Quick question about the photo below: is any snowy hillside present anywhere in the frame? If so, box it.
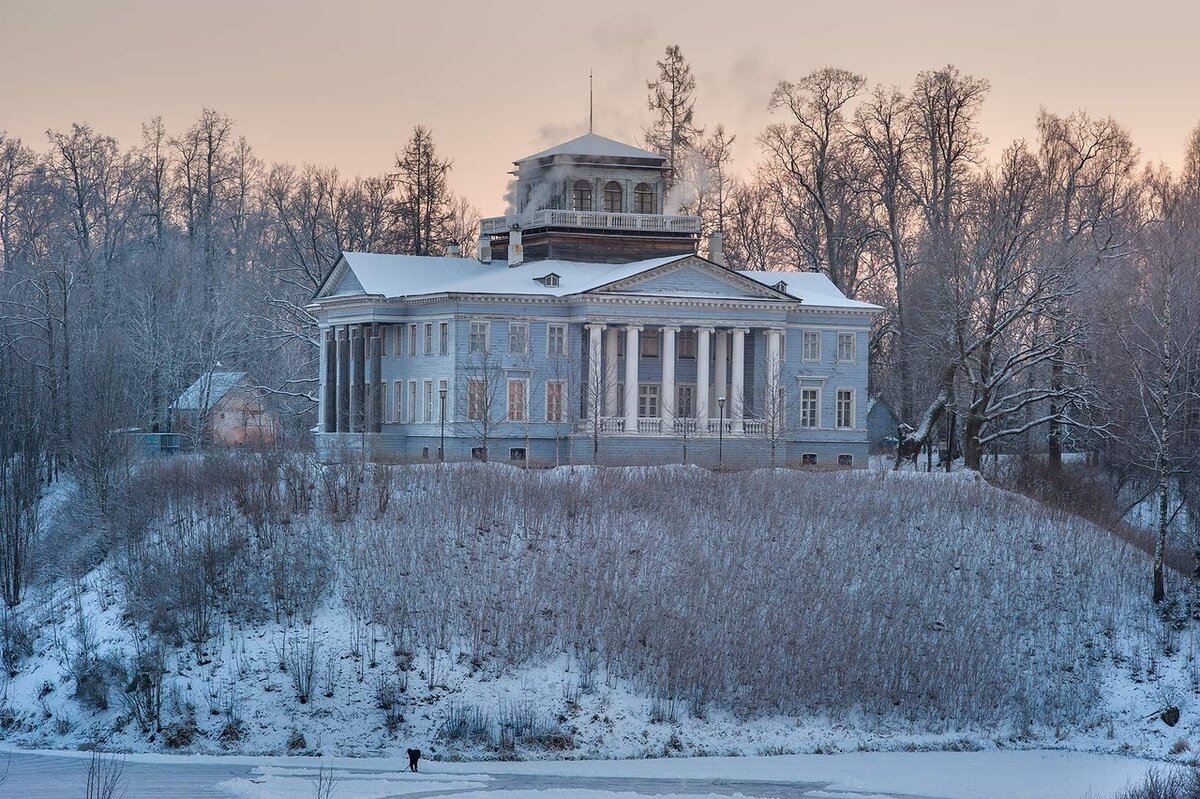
[0,458,1192,761]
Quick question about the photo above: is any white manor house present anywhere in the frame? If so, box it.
[311,133,880,466]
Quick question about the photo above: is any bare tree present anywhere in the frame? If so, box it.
[1101,167,1200,603]
[1036,110,1139,470]
[83,751,126,799]
[761,67,872,295]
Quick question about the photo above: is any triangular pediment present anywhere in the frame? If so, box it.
[590,256,795,301]
[315,256,366,299]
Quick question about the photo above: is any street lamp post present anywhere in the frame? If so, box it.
[438,386,447,461]
[717,396,726,469]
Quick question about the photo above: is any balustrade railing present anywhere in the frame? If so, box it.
[637,418,662,434]
[480,209,701,237]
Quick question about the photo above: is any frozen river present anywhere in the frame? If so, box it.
[0,747,1161,799]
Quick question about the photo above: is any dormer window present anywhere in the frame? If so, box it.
[536,273,561,288]
[604,181,623,212]
[634,183,655,214]
[774,280,789,293]
[572,180,592,211]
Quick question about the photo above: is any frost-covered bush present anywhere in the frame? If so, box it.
[1112,768,1200,799]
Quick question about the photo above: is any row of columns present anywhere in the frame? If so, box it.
[321,324,384,434]
[585,323,783,433]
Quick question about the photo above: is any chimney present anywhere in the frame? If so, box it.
[708,232,725,267]
[478,239,492,264]
[508,225,524,267]
[447,241,460,257]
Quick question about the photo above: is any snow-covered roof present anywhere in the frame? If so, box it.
[331,252,685,298]
[317,253,879,312]
[173,371,248,412]
[737,271,883,310]
[516,133,665,164]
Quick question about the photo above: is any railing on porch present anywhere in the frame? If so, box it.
[577,416,768,436]
[637,418,662,434]
[599,417,625,434]
[672,418,699,435]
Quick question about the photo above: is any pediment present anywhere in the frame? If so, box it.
[315,257,364,299]
[590,256,794,301]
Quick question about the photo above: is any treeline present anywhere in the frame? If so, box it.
[0,113,478,468]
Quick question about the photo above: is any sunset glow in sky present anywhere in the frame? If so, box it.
[2,0,1196,213]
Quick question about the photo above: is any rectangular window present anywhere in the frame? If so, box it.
[677,330,697,359]
[638,384,660,418]
[838,454,854,467]
[408,324,417,356]
[467,379,487,421]
[509,322,529,355]
[507,379,527,421]
[393,381,403,422]
[424,380,434,422]
[547,324,566,357]
[408,381,418,423]
[800,388,820,428]
[676,385,695,418]
[546,381,565,422]
[439,322,449,355]
[469,321,489,354]
[837,332,856,363]
[379,326,388,357]
[802,453,818,466]
[803,331,821,362]
[836,388,854,429]
[424,323,433,356]
[640,331,660,358]
[438,379,448,421]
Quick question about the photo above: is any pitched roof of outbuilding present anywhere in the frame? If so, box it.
[173,371,248,412]
[516,133,665,164]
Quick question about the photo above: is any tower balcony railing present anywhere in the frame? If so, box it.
[480,209,702,237]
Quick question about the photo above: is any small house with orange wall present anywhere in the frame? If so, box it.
[171,371,278,447]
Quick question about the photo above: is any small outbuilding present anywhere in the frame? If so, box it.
[171,371,278,448]
[866,397,900,454]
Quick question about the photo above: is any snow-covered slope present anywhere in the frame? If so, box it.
[0,459,1192,762]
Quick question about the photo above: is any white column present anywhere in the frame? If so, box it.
[696,326,712,425]
[766,328,782,426]
[624,325,642,433]
[661,326,678,425]
[587,324,605,424]
[731,327,747,433]
[604,327,620,416]
[714,329,728,417]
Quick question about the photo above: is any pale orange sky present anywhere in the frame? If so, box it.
[2,0,1197,213]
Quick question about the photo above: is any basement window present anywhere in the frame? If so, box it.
[509,447,527,462]
[838,454,854,467]
[802,453,817,466]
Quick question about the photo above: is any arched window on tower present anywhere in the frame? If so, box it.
[573,180,593,211]
[604,181,623,212]
[633,183,655,214]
